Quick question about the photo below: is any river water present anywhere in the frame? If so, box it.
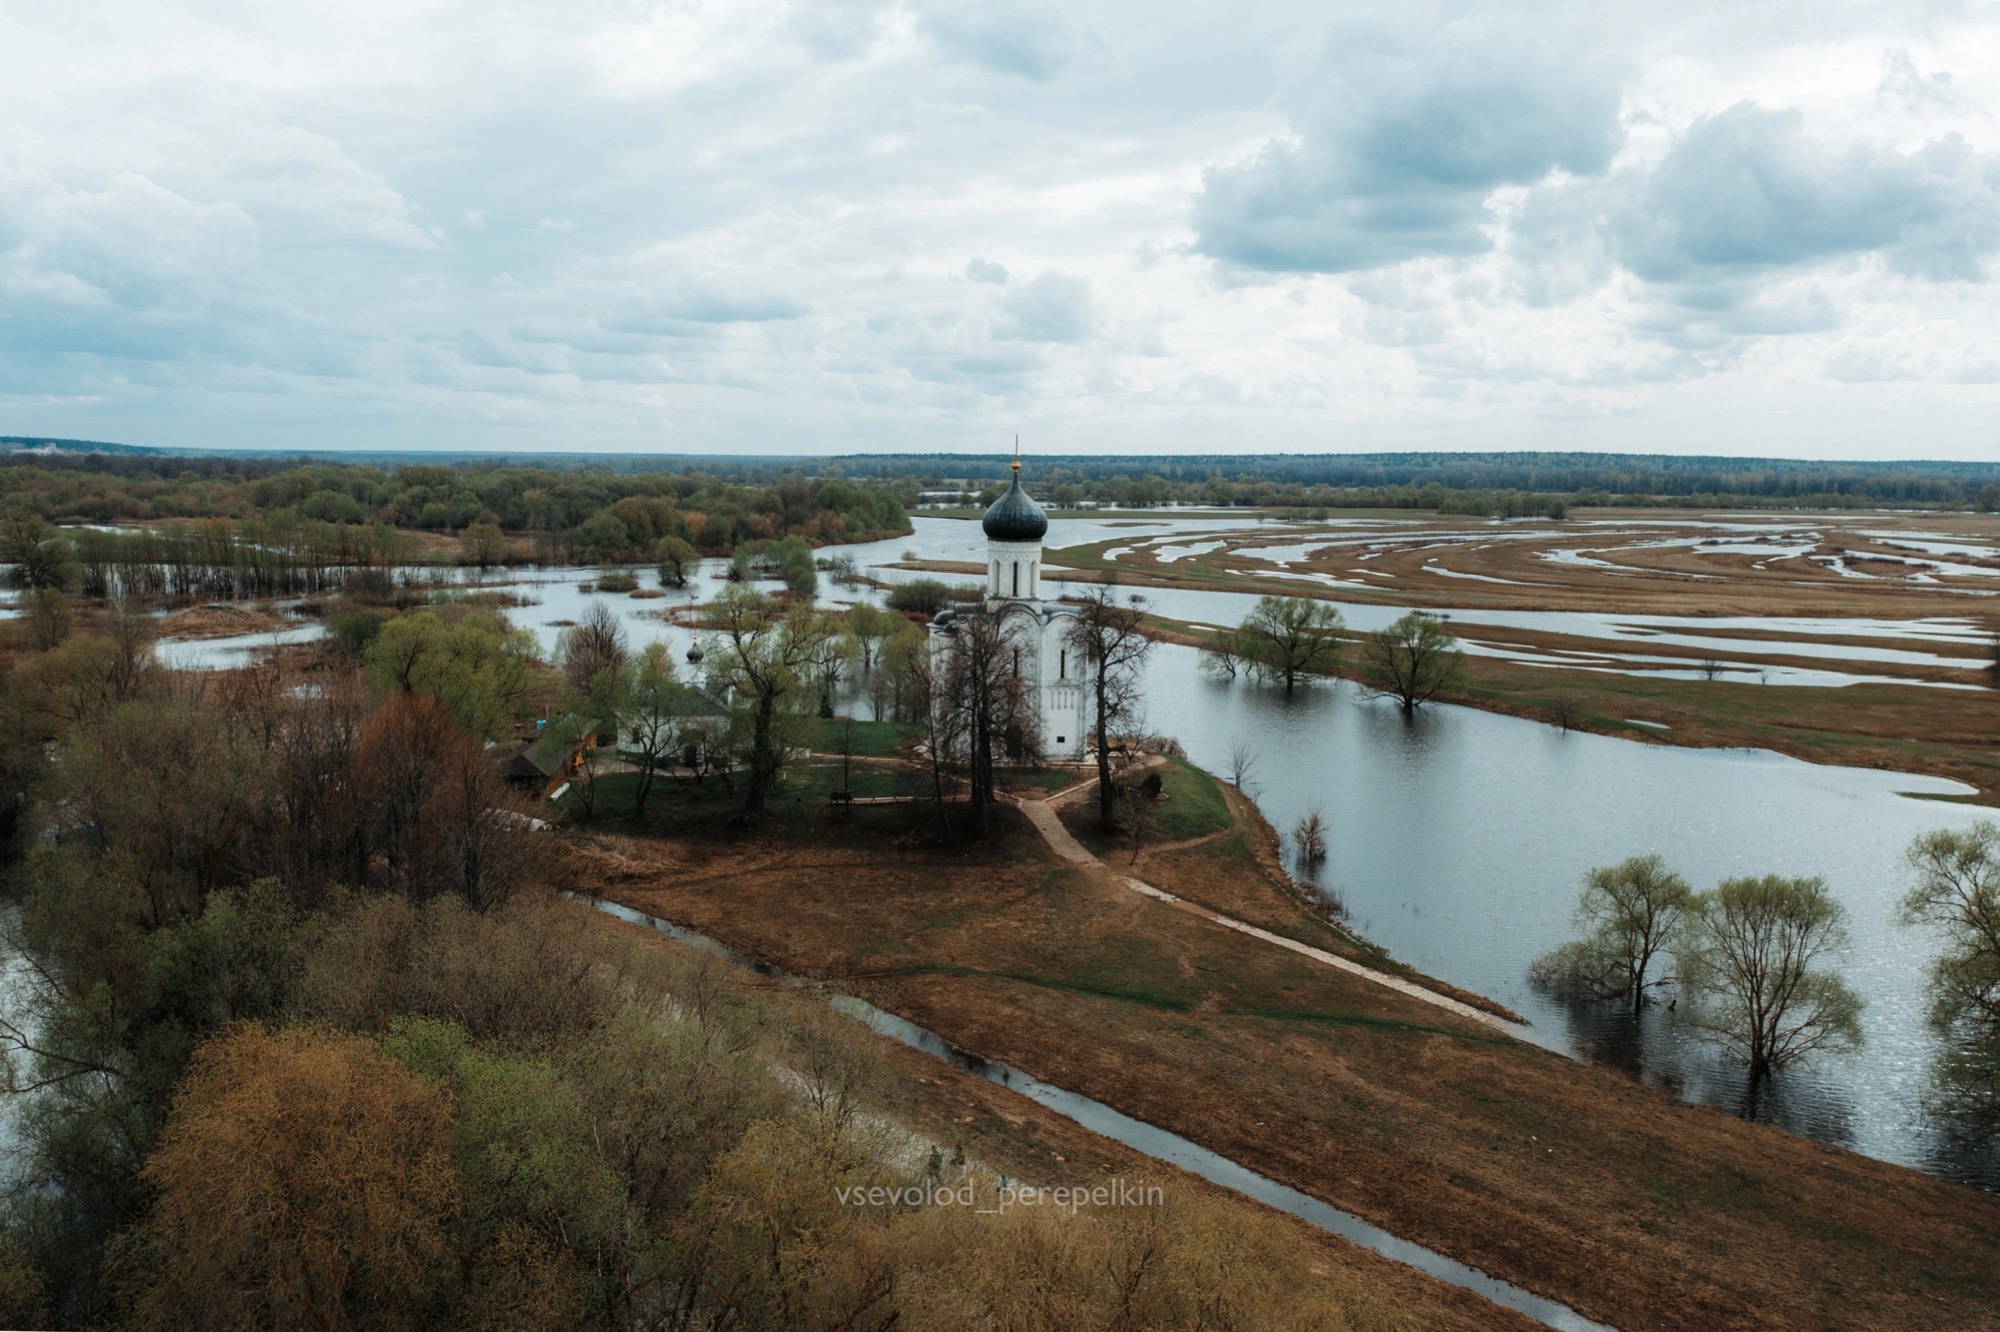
[163,513,2000,1186]
[842,518,2000,1188]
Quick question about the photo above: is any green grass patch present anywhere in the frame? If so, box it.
[557,756,913,821]
[814,717,920,757]
[1149,755,1234,841]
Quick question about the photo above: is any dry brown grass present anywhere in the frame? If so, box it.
[157,604,287,640]
[570,807,2000,1332]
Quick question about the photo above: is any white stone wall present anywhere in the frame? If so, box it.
[986,539,1042,600]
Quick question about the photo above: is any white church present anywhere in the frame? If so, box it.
[930,457,1089,761]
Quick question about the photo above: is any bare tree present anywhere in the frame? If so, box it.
[832,715,859,811]
[1200,630,1241,679]
[1698,657,1725,682]
[1361,612,1465,716]
[1549,690,1583,733]
[1292,807,1328,867]
[1225,736,1258,793]
[1065,583,1154,832]
[561,599,629,696]
[935,612,1040,837]
[106,597,158,701]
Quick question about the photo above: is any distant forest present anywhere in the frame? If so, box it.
[0,451,911,563]
[3,444,1999,539]
[833,450,2000,515]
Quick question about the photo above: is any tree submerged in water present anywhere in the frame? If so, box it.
[1530,855,1693,1015]
[1679,874,1864,1079]
[1901,822,2000,1126]
[1361,612,1464,715]
[1533,859,1865,1080]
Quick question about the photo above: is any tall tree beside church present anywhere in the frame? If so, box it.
[935,613,1039,837]
[1065,584,1154,832]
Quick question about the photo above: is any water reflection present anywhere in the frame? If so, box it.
[1553,997,1862,1148]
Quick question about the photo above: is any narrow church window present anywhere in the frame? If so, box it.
[1011,562,1019,597]
[1012,647,1020,678]
[1059,649,1066,679]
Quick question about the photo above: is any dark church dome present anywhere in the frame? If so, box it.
[981,471,1048,542]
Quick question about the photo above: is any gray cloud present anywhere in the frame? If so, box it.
[1611,103,2000,285]
[602,281,811,333]
[1879,48,1986,119]
[3,2,1999,457]
[1194,21,1624,273]
[992,272,1099,342]
[916,2,1093,81]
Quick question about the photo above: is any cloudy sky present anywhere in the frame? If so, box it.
[5,1,2000,458]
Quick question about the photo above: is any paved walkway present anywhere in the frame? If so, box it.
[1011,795,1517,1035]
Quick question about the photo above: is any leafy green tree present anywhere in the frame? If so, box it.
[0,516,77,592]
[19,586,71,652]
[1229,595,1344,693]
[571,510,631,558]
[655,535,700,587]
[1361,611,1465,715]
[845,603,898,674]
[886,578,976,616]
[701,588,838,817]
[1679,874,1864,1077]
[773,535,818,596]
[3,868,300,1324]
[877,619,931,724]
[1530,855,1694,1013]
[460,521,508,568]
[381,1019,624,1275]
[622,644,683,818]
[363,608,545,740]
[1902,823,2000,1059]
[332,609,387,657]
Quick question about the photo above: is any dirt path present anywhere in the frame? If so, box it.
[1009,795,1517,1035]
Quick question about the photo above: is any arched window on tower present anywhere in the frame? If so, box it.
[1011,647,1021,678]
[1058,648,1066,679]
[1011,562,1019,597]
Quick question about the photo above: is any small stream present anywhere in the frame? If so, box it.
[585,896,1612,1332]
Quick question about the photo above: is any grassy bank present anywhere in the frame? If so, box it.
[569,773,2000,1331]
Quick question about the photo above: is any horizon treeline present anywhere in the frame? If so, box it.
[0,455,911,562]
[9,445,2000,523]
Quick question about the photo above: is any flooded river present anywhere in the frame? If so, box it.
[851,518,1999,1187]
[175,513,2000,1186]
